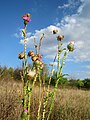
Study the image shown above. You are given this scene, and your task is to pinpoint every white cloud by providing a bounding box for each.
[20,25,63,59]
[14,33,19,38]
[58,0,83,13]
[69,70,90,79]
[49,61,57,67]
[77,3,85,14]
[56,0,90,62]
[20,0,90,63]
[58,3,70,9]
[83,65,90,69]
[80,70,90,79]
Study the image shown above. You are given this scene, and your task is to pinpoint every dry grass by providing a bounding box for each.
[0,79,90,120]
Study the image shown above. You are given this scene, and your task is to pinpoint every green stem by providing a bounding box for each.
[47,76,60,120]
[46,93,54,120]
[27,80,31,120]
[57,41,62,77]
[23,83,28,110]
[47,49,69,120]
[42,55,56,120]
[22,25,28,120]
[27,74,38,120]
[37,72,42,120]
[38,33,44,54]
[59,50,69,75]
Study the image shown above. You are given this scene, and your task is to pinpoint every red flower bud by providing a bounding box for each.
[22,13,31,25]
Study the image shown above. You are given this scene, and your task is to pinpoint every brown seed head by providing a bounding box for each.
[31,55,38,61]
[28,51,34,57]
[57,35,64,41]
[18,52,25,59]
[53,30,58,34]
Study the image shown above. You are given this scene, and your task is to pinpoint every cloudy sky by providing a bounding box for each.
[0,0,90,79]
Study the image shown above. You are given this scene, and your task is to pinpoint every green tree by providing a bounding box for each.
[8,67,14,78]
[83,78,90,89]
[76,79,84,88]
[13,68,22,80]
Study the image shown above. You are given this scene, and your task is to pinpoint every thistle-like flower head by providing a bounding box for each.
[57,35,64,41]
[31,55,38,61]
[18,52,25,59]
[22,13,31,25]
[53,30,58,34]
[28,50,34,57]
[67,41,75,52]
[24,109,28,113]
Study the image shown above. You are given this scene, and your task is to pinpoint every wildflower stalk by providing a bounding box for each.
[27,73,38,120]
[21,13,31,119]
[47,49,69,120]
[23,25,28,114]
[18,16,74,120]
[42,72,52,120]
[42,55,56,120]
[57,41,62,77]
[27,80,31,120]
[59,50,69,75]
[38,33,44,54]
[48,55,57,92]
[37,72,42,120]
[35,35,44,120]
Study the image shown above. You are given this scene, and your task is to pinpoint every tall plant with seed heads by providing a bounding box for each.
[18,13,74,120]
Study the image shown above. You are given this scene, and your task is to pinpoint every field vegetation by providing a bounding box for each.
[0,66,90,120]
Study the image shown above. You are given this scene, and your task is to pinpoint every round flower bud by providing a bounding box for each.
[31,55,38,61]
[28,50,34,57]
[53,30,58,34]
[22,13,31,25]
[67,41,74,52]
[57,35,64,41]
[18,52,25,59]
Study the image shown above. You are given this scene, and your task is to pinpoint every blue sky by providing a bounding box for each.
[0,0,90,79]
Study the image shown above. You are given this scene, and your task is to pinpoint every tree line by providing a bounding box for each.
[0,65,90,89]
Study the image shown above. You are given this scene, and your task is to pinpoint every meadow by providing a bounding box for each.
[0,78,90,120]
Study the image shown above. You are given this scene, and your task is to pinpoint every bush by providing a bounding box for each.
[83,78,90,89]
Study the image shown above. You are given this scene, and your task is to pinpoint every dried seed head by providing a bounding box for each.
[28,50,34,57]
[53,30,58,34]
[18,52,25,59]
[57,35,64,41]
[31,55,38,61]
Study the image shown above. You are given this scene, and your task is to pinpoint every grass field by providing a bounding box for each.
[0,78,90,120]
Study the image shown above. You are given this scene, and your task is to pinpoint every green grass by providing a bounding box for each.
[0,78,90,120]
